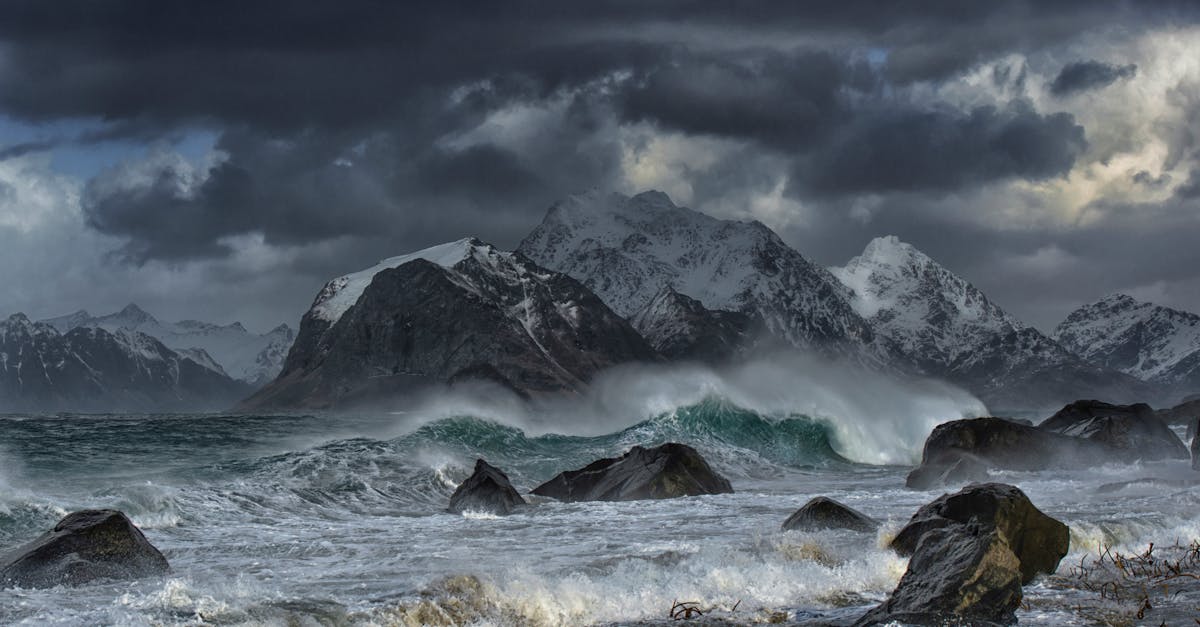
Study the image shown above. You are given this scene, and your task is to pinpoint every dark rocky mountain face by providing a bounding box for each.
[0,314,250,412]
[242,240,657,411]
[629,287,759,363]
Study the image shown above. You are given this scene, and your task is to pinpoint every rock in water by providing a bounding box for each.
[1192,418,1200,471]
[1041,399,1189,461]
[859,483,1067,626]
[905,417,1107,490]
[0,510,169,588]
[782,497,879,533]
[857,527,1023,626]
[531,443,733,502]
[448,459,527,515]
[890,483,1069,585]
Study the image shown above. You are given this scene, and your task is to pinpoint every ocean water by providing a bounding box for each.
[1,363,1198,625]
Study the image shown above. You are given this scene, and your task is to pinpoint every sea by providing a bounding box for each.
[1,359,1198,626]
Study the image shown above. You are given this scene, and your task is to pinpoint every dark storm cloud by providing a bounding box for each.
[618,50,862,149]
[1050,60,1138,96]
[1,0,1197,268]
[795,101,1086,195]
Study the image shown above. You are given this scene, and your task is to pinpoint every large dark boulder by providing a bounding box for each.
[857,527,1023,626]
[1041,400,1188,461]
[0,510,169,588]
[905,417,1108,490]
[531,443,733,502]
[448,459,527,515]
[782,497,878,533]
[858,484,1068,626]
[890,483,1069,585]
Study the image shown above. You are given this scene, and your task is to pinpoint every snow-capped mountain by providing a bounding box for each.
[242,238,656,410]
[830,236,1154,408]
[0,313,250,412]
[1053,294,1200,393]
[43,305,294,386]
[517,190,882,358]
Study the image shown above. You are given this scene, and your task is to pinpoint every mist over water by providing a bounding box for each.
[0,358,1192,626]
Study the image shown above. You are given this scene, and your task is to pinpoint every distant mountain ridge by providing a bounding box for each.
[829,236,1155,408]
[0,313,250,412]
[1054,294,1200,394]
[42,305,294,387]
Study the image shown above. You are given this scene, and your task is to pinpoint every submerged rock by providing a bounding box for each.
[782,497,878,533]
[1041,399,1188,461]
[448,459,527,515]
[859,483,1067,626]
[531,443,733,502]
[0,509,169,588]
[905,417,1105,490]
[890,483,1069,585]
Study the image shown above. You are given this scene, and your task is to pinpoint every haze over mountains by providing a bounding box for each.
[4,190,1198,413]
[0,314,250,411]
[42,305,294,386]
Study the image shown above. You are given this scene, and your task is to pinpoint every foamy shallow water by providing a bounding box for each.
[0,407,1196,626]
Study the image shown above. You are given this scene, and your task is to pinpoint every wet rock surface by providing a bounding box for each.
[0,509,169,588]
[531,443,733,502]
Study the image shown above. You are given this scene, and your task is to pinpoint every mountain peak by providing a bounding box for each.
[310,237,504,324]
[113,303,156,326]
[858,235,931,268]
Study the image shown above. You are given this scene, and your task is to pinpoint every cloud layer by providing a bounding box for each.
[1,1,1199,329]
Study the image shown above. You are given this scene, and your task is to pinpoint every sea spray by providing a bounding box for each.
[396,352,988,465]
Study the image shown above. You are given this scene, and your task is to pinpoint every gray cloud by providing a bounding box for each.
[1,0,1200,330]
[1050,60,1138,96]
[792,100,1086,196]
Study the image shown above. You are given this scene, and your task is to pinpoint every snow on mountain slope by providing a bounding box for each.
[41,305,294,386]
[1054,294,1200,389]
[830,236,1153,408]
[830,236,1029,366]
[310,238,478,323]
[517,190,880,356]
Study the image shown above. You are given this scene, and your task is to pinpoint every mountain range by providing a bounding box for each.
[0,314,250,412]
[246,190,1188,412]
[42,305,294,386]
[7,190,1198,413]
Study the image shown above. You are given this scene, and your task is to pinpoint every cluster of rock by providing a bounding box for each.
[858,483,1068,626]
[1,440,1077,626]
[447,442,734,515]
[907,399,1192,489]
[777,485,1068,626]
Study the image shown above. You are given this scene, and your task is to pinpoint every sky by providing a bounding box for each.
[1,1,1199,333]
